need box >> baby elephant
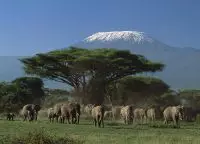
[7,113,15,121]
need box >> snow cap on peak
[83,31,154,44]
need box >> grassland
[1,118,200,144]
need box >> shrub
[195,114,200,124]
[149,123,181,129]
[4,129,84,144]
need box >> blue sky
[0,0,199,56]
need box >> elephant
[7,113,15,121]
[133,108,147,124]
[91,105,105,128]
[21,104,41,121]
[147,108,156,123]
[120,105,133,125]
[163,105,184,126]
[60,103,77,124]
[47,108,55,123]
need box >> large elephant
[47,108,55,123]
[75,102,81,124]
[60,103,77,124]
[133,108,147,124]
[84,104,94,117]
[92,105,105,128]
[147,108,156,123]
[120,105,133,125]
[163,105,184,126]
[53,103,65,123]
[21,104,41,121]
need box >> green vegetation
[105,76,169,106]
[1,47,200,115]
[1,120,200,144]
[1,47,200,143]
[20,47,164,104]
[0,77,44,113]
[43,88,70,108]
[1,124,83,144]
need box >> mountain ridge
[73,31,200,89]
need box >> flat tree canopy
[20,47,165,104]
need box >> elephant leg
[141,116,143,124]
[71,116,73,124]
[124,118,126,124]
[101,118,104,128]
[23,115,26,121]
[62,117,65,124]
[164,119,167,124]
[172,117,177,126]
[98,119,101,127]
[97,116,101,127]
[67,116,70,124]
[94,119,97,127]
[35,115,38,121]
[74,116,77,124]
[77,115,80,124]
[55,116,58,123]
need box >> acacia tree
[20,47,165,104]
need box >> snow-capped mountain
[84,31,154,44]
[73,31,200,89]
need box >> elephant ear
[34,104,41,111]
[177,105,184,112]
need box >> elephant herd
[82,104,186,127]
[46,102,105,127]
[117,105,184,126]
[5,102,199,128]
[6,104,41,121]
[48,102,81,124]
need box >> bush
[4,129,84,144]
[149,123,181,129]
[195,114,200,124]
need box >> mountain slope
[73,31,200,89]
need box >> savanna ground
[1,118,200,144]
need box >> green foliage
[0,77,44,112]
[118,76,169,92]
[43,88,70,107]
[105,76,169,105]
[179,89,200,109]
[7,129,83,144]
[20,47,165,104]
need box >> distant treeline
[0,77,69,112]
[0,75,200,113]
